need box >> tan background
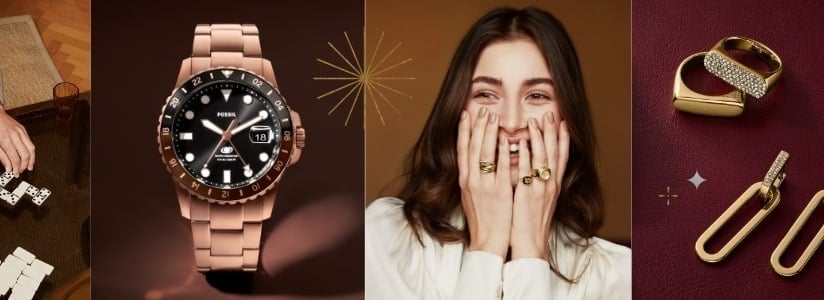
[364,0,631,244]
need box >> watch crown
[295,127,306,149]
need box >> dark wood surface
[0,93,89,299]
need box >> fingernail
[548,112,555,123]
[529,118,537,128]
[479,107,487,117]
[488,113,497,124]
[461,110,468,120]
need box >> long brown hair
[398,7,603,281]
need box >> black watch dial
[163,69,287,189]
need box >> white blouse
[365,197,631,300]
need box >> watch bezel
[157,67,295,205]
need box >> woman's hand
[0,105,34,177]
[458,108,513,258]
[510,112,569,260]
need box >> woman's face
[464,38,560,185]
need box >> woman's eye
[526,93,551,101]
[472,92,497,101]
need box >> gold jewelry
[704,36,783,98]
[520,176,533,185]
[695,150,787,263]
[532,167,551,181]
[770,190,824,276]
[479,160,496,174]
[673,52,746,117]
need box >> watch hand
[201,119,225,136]
[230,111,268,136]
[201,119,237,170]
[226,138,249,167]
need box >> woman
[366,7,630,299]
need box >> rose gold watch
[157,24,305,272]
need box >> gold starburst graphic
[314,31,415,127]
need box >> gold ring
[520,176,533,185]
[479,161,496,174]
[673,52,746,117]
[704,36,783,99]
[532,167,551,181]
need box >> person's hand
[458,108,513,258]
[510,112,569,260]
[0,105,35,176]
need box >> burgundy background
[91,1,364,299]
[634,0,824,298]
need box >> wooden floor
[0,0,90,92]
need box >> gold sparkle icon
[314,31,415,127]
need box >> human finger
[517,139,530,187]
[0,138,19,176]
[10,130,30,173]
[468,108,489,179]
[542,112,558,183]
[527,118,547,181]
[556,121,570,186]
[495,133,510,184]
[17,126,34,170]
[457,110,470,187]
[0,147,10,176]
[479,112,498,175]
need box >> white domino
[0,248,52,300]
[9,279,36,300]
[0,189,11,204]
[11,248,34,265]
[7,194,18,205]
[11,182,28,198]
[21,266,43,283]
[29,259,52,276]
[24,185,37,196]
[31,189,50,206]
[0,172,13,186]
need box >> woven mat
[0,15,62,110]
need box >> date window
[250,126,273,144]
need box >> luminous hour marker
[201,168,210,177]
[184,111,194,120]
[259,152,269,162]
[221,89,232,102]
[200,95,210,104]
[185,153,194,162]
[223,170,231,183]
[258,110,268,119]
[221,70,234,78]
[243,166,253,178]
[180,132,193,140]
[181,88,188,93]
[243,95,253,104]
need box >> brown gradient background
[91,1,364,299]
[364,0,631,244]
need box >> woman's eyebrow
[471,76,502,86]
[522,77,554,87]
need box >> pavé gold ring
[673,52,746,117]
[479,161,496,174]
[704,36,783,99]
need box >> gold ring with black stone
[521,176,533,185]
[532,167,551,181]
